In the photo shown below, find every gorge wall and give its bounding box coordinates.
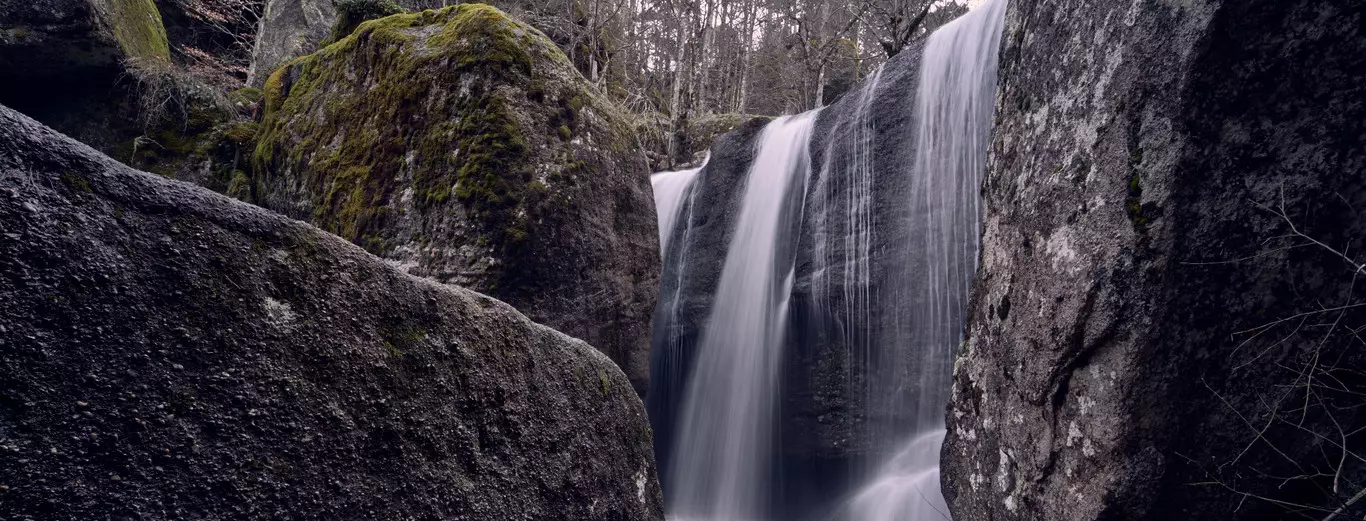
[0,105,663,520]
[944,0,1366,519]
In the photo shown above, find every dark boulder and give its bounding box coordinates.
[943,0,1366,519]
[0,104,664,520]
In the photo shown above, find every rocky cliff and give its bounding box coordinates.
[250,4,659,395]
[943,0,1366,519]
[0,104,664,520]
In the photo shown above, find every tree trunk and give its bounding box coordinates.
[667,4,694,167]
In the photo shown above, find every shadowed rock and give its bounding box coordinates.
[0,104,664,520]
[943,1,1366,519]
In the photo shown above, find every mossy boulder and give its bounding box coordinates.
[253,4,659,395]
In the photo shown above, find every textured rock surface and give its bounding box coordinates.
[243,0,333,86]
[943,1,1366,519]
[243,0,452,87]
[0,0,171,149]
[0,104,664,520]
[250,5,659,395]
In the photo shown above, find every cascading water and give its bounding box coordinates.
[667,112,818,520]
[651,156,708,254]
[842,1,1008,519]
[647,0,1007,518]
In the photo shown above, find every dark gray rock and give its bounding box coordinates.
[647,115,767,486]
[0,104,664,521]
[783,41,928,514]
[943,0,1366,519]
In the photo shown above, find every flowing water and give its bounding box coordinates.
[667,112,819,520]
[651,156,708,254]
[649,0,1007,518]
[841,1,1008,519]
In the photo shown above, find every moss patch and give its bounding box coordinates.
[327,0,407,45]
[230,87,263,105]
[101,0,171,63]
[253,4,561,256]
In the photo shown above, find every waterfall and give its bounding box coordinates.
[842,1,1008,519]
[646,0,1007,517]
[651,156,708,254]
[667,112,818,520]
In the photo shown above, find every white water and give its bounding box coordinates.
[809,65,885,418]
[668,112,819,520]
[840,1,1008,519]
[647,0,1006,517]
[651,156,708,254]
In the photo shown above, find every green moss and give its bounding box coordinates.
[230,87,263,105]
[102,0,170,63]
[1125,171,1148,229]
[224,122,259,145]
[61,172,92,193]
[253,4,552,255]
[557,125,572,141]
[380,324,426,357]
[227,170,251,199]
[327,0,406,45]
[425,4,533,76]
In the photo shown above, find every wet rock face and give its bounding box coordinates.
[252,5,659,396]
[943,1,1366,519]
[646,115,768,485]
[0,105,664,521]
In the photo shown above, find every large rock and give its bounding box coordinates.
[0,0,172,149]
[0,104,664,520]
[943,0,1366,519]
[251,4,659,395]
